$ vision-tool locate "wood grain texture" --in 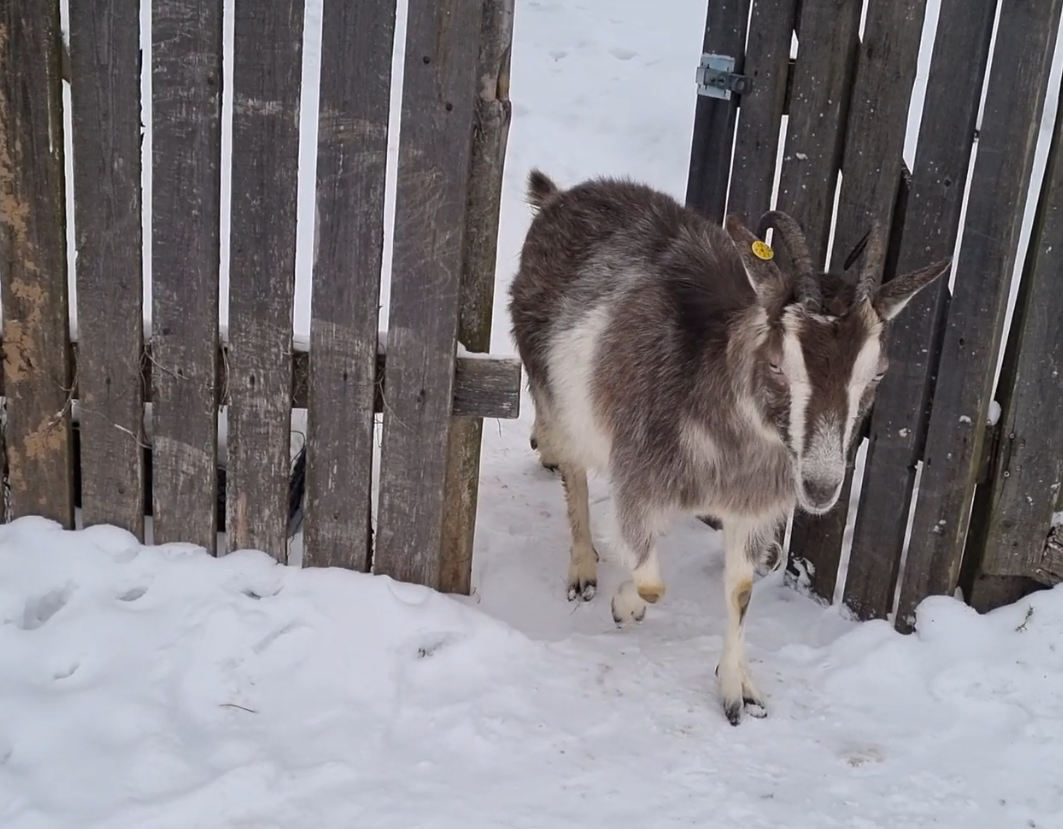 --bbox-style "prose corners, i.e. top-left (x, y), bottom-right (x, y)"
top-left (0, 0), bottom-right (75, 527)
top-left (777, 0), bottom-right (862, 596)
top-left (787, 0), bottom-right (928, 604)
top-left (965, 83), bottom-right (1063, 579)
top-left (1038, 530), bottom-right (1063, 584)
top-left (68, 0), bottom-right (145, 538)
top-left (374, 0), bottom-right (485, 589)
top-left (150, 0), bottom-right (223, 552)
top-left (843, 0), bottom-right (997, 623)
top-left (774, 0), bottom-right (861, 266)
top-left (303, 0), bottom-right (396, 571)
top-left (684, 0), bottom-right (752, 221)
top-left (726, 0), bottom-right (799, 224)
top-left (440, 0), bottom-right (514, 596)
top-left (0, 342), bottom-right (521, 419)
top-left (225, 0), bottom-right (304, 561)
top-left (895, 0), bottom-right (1063, 633)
